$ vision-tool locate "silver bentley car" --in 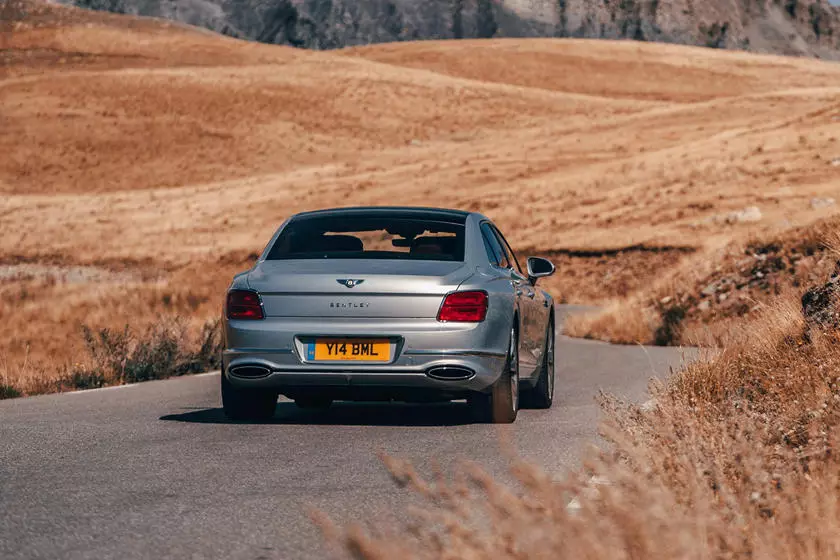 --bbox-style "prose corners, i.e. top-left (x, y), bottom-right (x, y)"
top-left (221, 207), bottom-right (556, 423)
